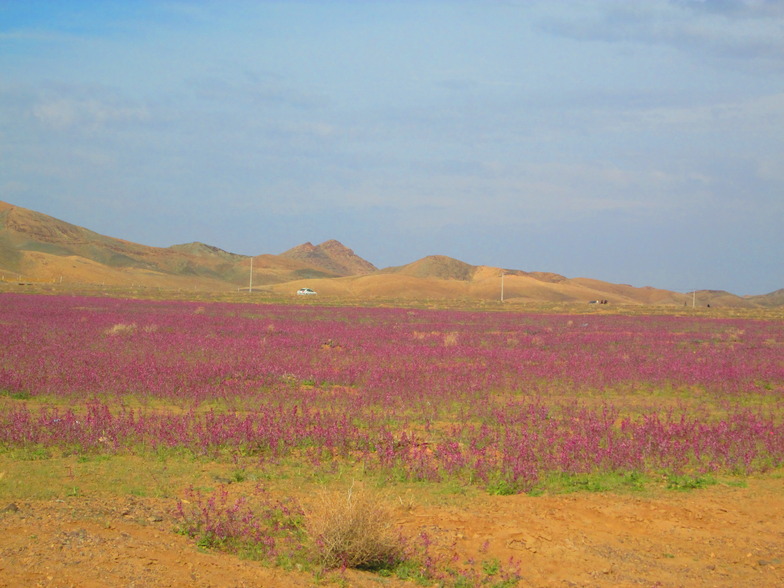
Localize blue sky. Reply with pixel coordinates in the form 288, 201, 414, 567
1, 0, 782, 295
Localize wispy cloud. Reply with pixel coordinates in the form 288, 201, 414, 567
32, 96, 150, 130
538, 0, 784, 69
185, 70, 328, 110
0, 29, 79, 43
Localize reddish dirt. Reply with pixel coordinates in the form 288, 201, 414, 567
1, 477, 782, 587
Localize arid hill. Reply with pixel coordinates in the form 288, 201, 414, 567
281, 240, 378, 276
381, 255, 478, 281
0, 200, 781, 306
268, 261, 697, 306
0, 202, 368, 290
745, 288, 784, 307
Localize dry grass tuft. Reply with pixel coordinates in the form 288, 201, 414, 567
305, 484, 405, 571
443, 331, 459, 347
104, 322, 137, 336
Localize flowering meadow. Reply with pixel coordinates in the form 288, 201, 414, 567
1, 292, 783, 493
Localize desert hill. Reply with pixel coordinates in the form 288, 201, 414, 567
281, 240, 377, 276
745, 288, 784, 308
0, 201, 239, 284
267, 261, 692, 306
0, 201, 780, 307
0, 202, 368, 289
381, 255, 478, 281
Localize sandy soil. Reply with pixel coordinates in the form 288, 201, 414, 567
1, 476, 782, 587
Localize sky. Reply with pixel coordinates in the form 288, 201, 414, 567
1, 0, 782, 295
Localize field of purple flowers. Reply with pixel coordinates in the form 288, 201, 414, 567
1, 293, 782, 493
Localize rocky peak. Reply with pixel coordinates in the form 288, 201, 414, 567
280, 240, 377, 276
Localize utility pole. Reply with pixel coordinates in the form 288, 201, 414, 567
249, 257, 253, 293
501, 272, 505, 303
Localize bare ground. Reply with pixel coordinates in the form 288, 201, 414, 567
1, 475, 782, 587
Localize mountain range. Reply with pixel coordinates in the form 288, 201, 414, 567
1, 201, 781, 307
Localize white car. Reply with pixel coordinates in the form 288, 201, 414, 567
296, 287, 317, 295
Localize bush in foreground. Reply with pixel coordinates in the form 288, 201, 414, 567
304, 483, 405, 571
175, 483, 405, 571
174, 483, 523, 585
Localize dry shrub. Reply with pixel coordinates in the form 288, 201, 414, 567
305, 484, 405, 571
105, 322, 137, 336
725, 327, 745, 342
443, 331, 459, 347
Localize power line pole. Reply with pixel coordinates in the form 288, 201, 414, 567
249, 257, 253, 293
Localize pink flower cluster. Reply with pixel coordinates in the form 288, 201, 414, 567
1, 293, 782, 490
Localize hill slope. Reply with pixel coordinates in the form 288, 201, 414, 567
280, 240, 377, 276
0, 202, 373, 289
1, 201, 780, 306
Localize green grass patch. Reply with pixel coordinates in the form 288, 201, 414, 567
0, 453, 269, 501
538, 470, 650, 494
665, 473, 718, 491
0, 389, 31, 400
